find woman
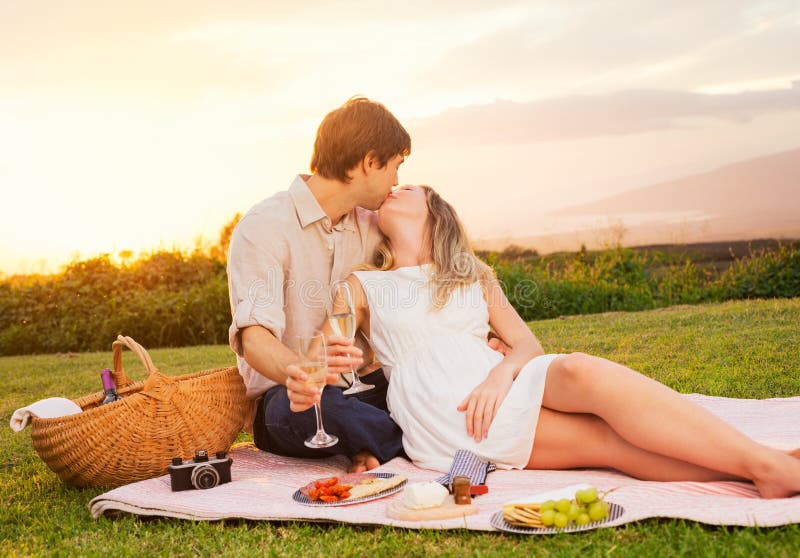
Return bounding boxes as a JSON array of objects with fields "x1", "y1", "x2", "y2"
[{"x1": 333, "y1": 184, "x2": 800, "y2": 498}]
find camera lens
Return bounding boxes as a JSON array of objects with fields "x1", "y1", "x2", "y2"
[{"x1": 191, "y1": 464, "x2": 220, "y2": 490}]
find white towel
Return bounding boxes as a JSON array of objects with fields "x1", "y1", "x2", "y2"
[{"x1": 10, "y1": 397, "x2": 83, "y2": 432}]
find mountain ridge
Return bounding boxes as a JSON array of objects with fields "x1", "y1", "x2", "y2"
[
  {"x1": 474, "y1": 147, "x2": 800, "y2": 253},
  {"x1": 551, "y1": 147, "x2": 800, "y2": 218}
]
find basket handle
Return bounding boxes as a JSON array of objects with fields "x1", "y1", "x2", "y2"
[{"x1": 112, "y1": 335, "x2": 159, "y2": 388}]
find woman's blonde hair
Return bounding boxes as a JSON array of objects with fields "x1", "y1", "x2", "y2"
[{"x1": 360, "y1": 185, "x2": 496, "y2": 309}]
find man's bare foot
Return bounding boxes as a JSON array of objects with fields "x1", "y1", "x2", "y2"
[{"x1": 348, "y1": 450, "x2": 380, "y2": 473}]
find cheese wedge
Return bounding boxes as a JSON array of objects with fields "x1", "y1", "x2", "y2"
[{"x1": 401, "y1": 482, "x2": 449, "y2": 510}]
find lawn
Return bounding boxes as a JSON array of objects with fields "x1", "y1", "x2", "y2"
[{"x1": 2, "y1": 298, "x2": 799, "y2": 557}]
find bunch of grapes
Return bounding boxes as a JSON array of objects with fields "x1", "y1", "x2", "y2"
[{"x1": 539, "y1": 487, "x2": 611, "y2": 528}]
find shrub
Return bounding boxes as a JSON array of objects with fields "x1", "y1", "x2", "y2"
[
  {"x1": 715, "y1": 243, "x2": 800, "y2": 300},
  {"x1": 0, "y1": 239, "x2": 798, "y2": 356}
]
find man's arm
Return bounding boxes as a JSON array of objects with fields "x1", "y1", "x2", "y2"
[
  {"x1": 241, "y1": 325, "x2": 322, "y2": 411},
  {"x1": 240, "y1": 325, "x2": 298, "y2": 386}
]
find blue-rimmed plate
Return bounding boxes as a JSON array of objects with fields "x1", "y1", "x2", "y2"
[
  {"x1": 292, "y1": 472, "x2": 407, "y2": 507},
  {"x1": 490, "y1": 502, "x2": 625, "y2": 534}
]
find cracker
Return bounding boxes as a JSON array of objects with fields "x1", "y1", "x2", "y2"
[{"x1": 346, "y1": 475, "x2": 407, "y2": 500}]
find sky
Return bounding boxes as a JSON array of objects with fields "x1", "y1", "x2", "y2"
[{"x1": 1, "y1": 0, "x2": 799, "y2": 274}]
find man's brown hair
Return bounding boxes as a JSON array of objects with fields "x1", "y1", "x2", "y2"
[{"x1": 310, "y1": 96, "x2": 411, "y2": 182}]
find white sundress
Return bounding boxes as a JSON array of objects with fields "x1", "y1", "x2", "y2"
[{"x1": 352, "y1": 264, "x2": 563, "y2": 473}]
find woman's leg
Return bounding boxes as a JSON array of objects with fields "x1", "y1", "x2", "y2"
[
  {"x1": 540, "y1": 353, "x2": 800, "y2": 498},
  {"x1": 527, "y1": 407, "x2": 742, "y2": 482}
]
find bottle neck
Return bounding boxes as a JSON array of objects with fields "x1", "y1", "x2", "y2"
[{"x1": 100, "y1": 369, "x2": 116, "y2": 392}]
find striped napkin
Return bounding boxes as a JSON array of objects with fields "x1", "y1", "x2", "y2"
[{"x1": 435, "y1": 449, "x2": 496, "y2": 493}]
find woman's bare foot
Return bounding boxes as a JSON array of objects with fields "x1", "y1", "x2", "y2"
[
  {"x1": 752, "y1": 451, "x2": 800, "y2": 499},
  {"x1": 348, "y1": 450, "x2": 380, "y2": 473}
]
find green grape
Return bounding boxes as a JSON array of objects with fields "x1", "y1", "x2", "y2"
[
  {"x1": 540, "y1": 509, "x2": 556, "y2": 526},
  {"x1": 576, "y1": 487, "x2": 598, "y2": 504},
  {"x1": 540, "y1": 500, "x2": 556, "y2": 512},
  {"x1": 588, "y1": 501, "x2": 608, "y2": 521},
  {"x1": 555, "y1": 499, "x2": 571, "y2": 514},
  {"x1": 553, "y1": 512, "x2": 569, "y2": 528},
  {"x1": 576, "y1": 513, "x2": 591, "y2": 526},
  {"x1": 567, "y1": 502, "x2": 581, "y2": 521}
]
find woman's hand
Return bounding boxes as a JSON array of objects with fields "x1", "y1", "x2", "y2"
[
  {"x1": 457, "y1": 365, "x2": 515, "y2": 442},
  {"x1": 325, "y1": 335, "x2": 364, "y2": 375}
]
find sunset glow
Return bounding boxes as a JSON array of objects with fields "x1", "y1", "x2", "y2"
[{"x1": 2, "y1": 1, "x2": 799, "y2": 274}]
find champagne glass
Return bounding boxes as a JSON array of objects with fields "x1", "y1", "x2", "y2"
[
  {"x1": 295, "y1": 333, "x2": 338, "y2": 449},
  {"x1": 329, "y1": 281, "x2": 374, "y2": 395}
]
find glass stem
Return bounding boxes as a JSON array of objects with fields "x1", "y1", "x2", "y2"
[
  {"x1": 349, "y1": 336, "x2": 360, "y2": 385},
  {"x1": 313, "y1": 402, "x2": 325, "y2": 435}
]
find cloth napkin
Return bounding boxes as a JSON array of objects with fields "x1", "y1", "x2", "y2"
[
  {"x1": 435, "y1": 449, "x2": 496, "y2": 491},
  {"x1": 10, "y1": 397, "x2": 82, "y2": 432}
]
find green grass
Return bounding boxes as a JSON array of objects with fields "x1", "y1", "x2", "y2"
[{"x1": 2, "y1": 298, "x2": 799, "y2": 557}]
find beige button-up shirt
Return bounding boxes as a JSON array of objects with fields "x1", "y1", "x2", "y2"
[{"x1": 227, "y1": 175, "x2": 383, "y2": 424}]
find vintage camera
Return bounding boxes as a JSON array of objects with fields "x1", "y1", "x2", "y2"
[{"x1": 169, "y1": 449, "x2": 232, "y2": 491}]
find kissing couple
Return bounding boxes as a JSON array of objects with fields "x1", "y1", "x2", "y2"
[{"x1": 227, "y1": 97, "x2": 800, "y2": 498}]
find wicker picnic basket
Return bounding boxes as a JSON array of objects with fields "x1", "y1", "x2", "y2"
[{"x1": 30, "y1": 335, "x2": 248, "y2": 488}]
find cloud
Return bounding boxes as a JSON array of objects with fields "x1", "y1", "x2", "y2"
[
  {"x1": 0, "y1": 1, "x2": 525, "y2": 108},
  {"x1": 409, "y1": 81, "x2": 800, "y2": 144},
  {"x1": 0, "y1": 0, "x2": 524, "y2": 65},
  {"x1": 415, "y1": 0, "x2": 800, "y2": 98},
  {"x1": 0, "y1": 3, "x2": 308, "y2": 102},
  {"x1": 4, "y1": 0, "x2": 797, "y2": 118}
]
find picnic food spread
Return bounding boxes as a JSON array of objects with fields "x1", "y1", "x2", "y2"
[
  {"x1": 300, "y1": 473, "x2": 407, "y2": 503},
  {"x1": 302, "y1": 476, "x2": 353, "y2": 502},
  {"x1": 502, "y1": 485, "x2": 612, "y2": 529},
  {"x1": 452, "y1": 475, "x2": 471, "y2": 504},
  {"x1": 386, "y1": 481, "x2": 479, "y2": 521}
]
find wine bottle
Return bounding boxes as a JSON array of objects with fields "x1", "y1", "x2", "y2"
[{"x1": 100, "y1": 368, "x2": 122, "y2": 404}]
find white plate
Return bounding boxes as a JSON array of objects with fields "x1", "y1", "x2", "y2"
[
  {"x1": 292, "y1": 473, "x2": 407, "y2": 507},
  {"x1": 504, "y1": 483, "x2": 594, "y2": 505},
  {"x1": 490, "y1": 502, "x2": 625, "y2": 534}
]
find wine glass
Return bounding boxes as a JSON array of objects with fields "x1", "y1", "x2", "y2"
[
  {"x1": 329, "y1": 281, "x2": 374, "y2": 395},
  {"x1": 294, "y1": 333, "x2": 338, "y2": 449}
]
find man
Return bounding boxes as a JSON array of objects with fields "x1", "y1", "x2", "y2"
[{"x1": 227, "y1": 97, "x2": 410, "y2": 472}]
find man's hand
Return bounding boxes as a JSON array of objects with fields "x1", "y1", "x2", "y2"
[
  {"x1": 487, "y1": 335, "x2": 510, "y2": 356},
  {"x1": 457, "y1": 366, "x2": 514, "y2": 442},
  {"x1": 326, "y1": 335, "x2": 364, "y2": 374},
  {"x1": 285, "y1": 364, "x2": 339, "y2": 413},
  {"x1": 284, "y1": 336, "x2": 364, "y2": 413}
]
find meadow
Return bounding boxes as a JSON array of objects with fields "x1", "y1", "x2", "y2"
[{"x1": 2, "y1": 298, "x2": 799, "y2": 557}]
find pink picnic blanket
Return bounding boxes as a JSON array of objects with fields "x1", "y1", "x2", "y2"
[{"x1": 89, "y1": 394, "x2": 800, "y2": 529}]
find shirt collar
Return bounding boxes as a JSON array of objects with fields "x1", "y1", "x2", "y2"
[
  {"x1": 334, "y1": 211, "x2": 357, "y2": 232},
  {"x1": 288, "y1": 175, "x2": 357, "y2": 232},
  {"x1": 289, "y1": 175, "x2": 327, "y2": 229}
]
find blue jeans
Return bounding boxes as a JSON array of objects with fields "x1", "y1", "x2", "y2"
[{"x1": 252, "y1": 368, "x2": 404, "y2": 463}]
